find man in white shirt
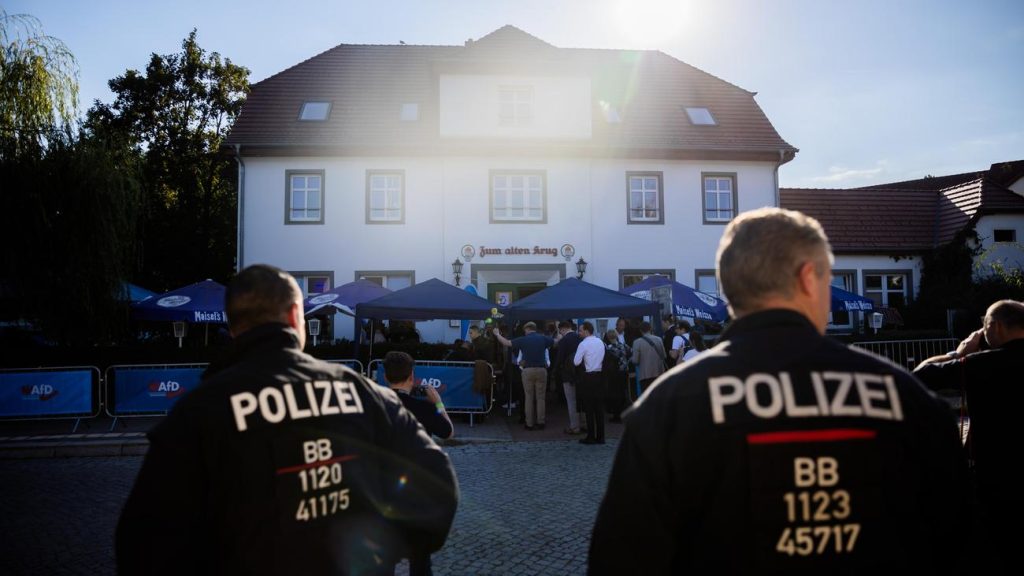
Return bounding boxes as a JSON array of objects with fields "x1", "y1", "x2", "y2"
[
  {"x1": 614, "y1": 318, "x2": 626, "y2": 345},
  {"x1": 573, "y1": 321, "x2": 606, "y2": 445},
  {"x1": 669, "y1": 320, "x2": 692, "y2": 362}
]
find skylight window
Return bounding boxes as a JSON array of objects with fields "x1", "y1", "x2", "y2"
[
  {"x1": 299, "y1": 101, "x2": 331, "y2": 121},
  {"x1": 400, "y1": 103, "x2": 419, "y2": 122},
  {"x1": 599, "y1": 100, "x2": 621, "y2": 124},
  {"x1": 685, "y1": 107, "x2": 716, "y2": 125}
]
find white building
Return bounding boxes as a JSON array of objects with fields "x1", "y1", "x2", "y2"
[
  {"x1": 224, "y1": 25, "x2": 800, "y2": 342},
  {"x1": 781, "y1": 161, "x2": 1024, "y2": 332}
]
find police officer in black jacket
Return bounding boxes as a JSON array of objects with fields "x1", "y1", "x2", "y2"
[
  {"x1": 589, "y1": 208, "x2": 969, "y2": 575},
  {"x1": 116, "y1": 264, "x2": 458, "y2": 575}
]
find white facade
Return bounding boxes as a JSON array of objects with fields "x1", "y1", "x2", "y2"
[
  {"x1": 973, "y1": 214, "x2": 1024, "y2": 278},
  {"x1": 439, "y1": 75, "x2": 592, "y2": 139},
  {"x1": 241, "y1": 155, "x2": 778, "y2": 342}
]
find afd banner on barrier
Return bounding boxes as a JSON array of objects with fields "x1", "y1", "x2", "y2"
[
  {"x1": 111, "y1": 366, "x2": 206, "y2": 414},
  {"x1": 0, "y1": 369, "x2": 94, "y2": 418},
  {"x1": 374, "y1": 364, "x2": 482, "y2": 411}
]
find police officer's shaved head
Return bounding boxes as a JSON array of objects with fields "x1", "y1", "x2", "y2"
[
  {"x1": 226, "y1": 264, "x2": 303, "y2": 336},
  {"x1": 717, "y1": 207, "x2": 833, "y2": 316}
]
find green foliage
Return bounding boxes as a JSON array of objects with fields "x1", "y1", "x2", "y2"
[
  {"x1": 904, "y1": 228, "x2": 980, "y2": 328},
  {"x1": 86, "y1": 30, "x2": 249, "y2": 290},
  {"x1": 0, "y1": 10, "x2": 78, "y2": 159},
  {"x1": 1, "y1": 130, "x2": 143, "y2": 344}
]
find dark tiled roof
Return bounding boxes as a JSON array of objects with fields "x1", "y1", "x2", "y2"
[
  {"x1": 856, "y1": 159, "x2": 1024, "y2": 191},
  {"x1": 779, "y1": 188, "x2": 938, "y2": 253},
  {"x1": 781, "y1": 171, "x2": 1024, "y2": 253},
  {"x1": 225, "y1": 26, "x2": 797, "y2": 160},
  {"x1": 936, "y1": 178, "x2": 1024, "y2": 244}
]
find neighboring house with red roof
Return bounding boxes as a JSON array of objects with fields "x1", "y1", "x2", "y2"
[
  {"x1": 781, "y1": 161, "x2": 1024, "y2": 331},
  {"x1": 224, "y1": 25, "x2": 797, "y2": 341}
]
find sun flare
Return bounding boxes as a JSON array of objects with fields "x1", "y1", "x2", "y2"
[{"x1": 613, "y1": 0, "x2": 689, "y2": 47}]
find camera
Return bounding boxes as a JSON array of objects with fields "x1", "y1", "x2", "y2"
[{"x1": 411, "y1": 383, "x2": 429, "y2": 398}]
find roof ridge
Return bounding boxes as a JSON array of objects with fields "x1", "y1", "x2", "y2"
[
  {"x1": 468, "y1": 24, "x2": 555, "y2": 49},
  {"x1": 251, "y1": 42, "x2": 458, "y2": 87},
  {"x1": 653, "y1": 50, "x2": 754, "y2": 95}
]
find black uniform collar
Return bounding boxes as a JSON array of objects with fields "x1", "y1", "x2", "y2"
[
  {"x1": 203, "y1": 323, "x2": 303, "y2": 379},
  {"x1": 720, "y1": 309, "x2": 819, "y2": 342}
]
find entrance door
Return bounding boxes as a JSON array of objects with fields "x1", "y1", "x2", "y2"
[{"x1": 488, "y1": 283, "x2": 548, "y2": 307}]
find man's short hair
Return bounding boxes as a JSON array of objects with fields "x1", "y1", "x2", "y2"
[
  {"x1": 717, "y1": 207, "x2": 833, "y2": 314},
  {"x1": 523, "y1": 321, "x2": 537, "y2": 331},
  {"x1": 580, "y1": 321, "x2": 594, "y2": 335},
  {"x1": 226, "y1": 264, "x2": 301, "y2": 334},
  {"x1": 640, "y1": 321, "x2": 652, "y2": 333},
  {"x1": 383, "y1": 351, "x2": 415, "y2": 384},
  {"x1": 677, "y1": 320, "x2": 692, "y2": 332},
  {"x1": 558, "y1": 320, "x2": 573, "y2": 330},
  {"x1": 989, "y1": 300, "x2": 1024, "y2": 330},
  {"x1": 468, "y1": 325, "x2": 481, "y2": 335}
]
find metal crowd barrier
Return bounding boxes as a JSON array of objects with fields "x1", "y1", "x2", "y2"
[
  {"x1": 324, "y1": 359, "x2": 365, "y2": 375},
  {"x1": 0, "y1": 366, "x2": 102, "y2": 432},
  {"x1": 367, "y1": 359, "x2": 495, "y2": 427},
  {"x1": 851, "y1": 338, "x2": 958, "y2": 371},
  {"x1": 105, "y1": 363, "x2": 209, "y2": 431}
]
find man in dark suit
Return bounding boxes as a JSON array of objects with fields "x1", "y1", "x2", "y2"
[{"x1": 553, "y1": 320, "x2": 584, "y2": 434}]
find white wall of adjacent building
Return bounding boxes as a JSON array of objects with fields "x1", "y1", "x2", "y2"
[
  {"x1": 973, "y1": 214, "x2": 1024, "y2": 279},
  {"x1": 241, "y1": 155, "x2": 779, "y2": 342}
]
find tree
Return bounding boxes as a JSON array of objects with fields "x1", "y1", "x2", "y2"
[
  {"x1": 2, "y1": 132, "x2": 143, "y2": 344},
  {"x1": 0, "y1": 9, "x2": 78, "y2": 158},
  {"x1": 1, "y1": 11, "x2": 143, "y2": 344},
  {"x1": 87, "y1": 30, "x2": 249, "y2": 290}
]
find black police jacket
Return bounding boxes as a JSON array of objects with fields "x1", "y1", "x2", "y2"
[
  {"x1": 589, "y1": 310, "x2": 968, "y2": 575},
  {"x1": 116, "y1": 323, "x2": 458, "y2": 576}
]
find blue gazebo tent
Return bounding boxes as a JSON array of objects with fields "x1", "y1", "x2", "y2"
[
  {"x1": 304, "y1": 279, "x2": 393, "y2": 317},
  {"x1": 831, "y1": 285, "x2": 875, "y2": 312},
  {"x1": 355, "y1": 278, "x2": 493, "y2": 321},
  {"x1": 621, "y1": 275, "x2": 728, "y2": 323},
  {"x1": 119, "y1": 282, "x2": 159, "y2": 303},
  {"x1": 131, "y1": 280, "x2": 227, "y2": 323},
  {"x1": 504, "y1": 277, "x2": 661, "y2": 325}
]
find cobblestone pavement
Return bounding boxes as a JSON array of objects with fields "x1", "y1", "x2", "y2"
[{"x1": 0, "y1": 439, "x2": 618, "y2": 575}]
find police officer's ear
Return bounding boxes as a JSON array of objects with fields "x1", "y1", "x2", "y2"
[{"x1": 287, "y1": 300, "x2": 307, "y2": 348}]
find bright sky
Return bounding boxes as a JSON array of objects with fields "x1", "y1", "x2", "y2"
[{"x1": 8, "y1": 0, "x2": 1024, "y2": 188}]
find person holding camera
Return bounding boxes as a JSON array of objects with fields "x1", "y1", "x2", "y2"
[
  {"x1": 383, "y1": 351, "x2": 454, "y2": 576},
  {"x1": 385, "y1": 351, "x2": 454, "y2": 442}
]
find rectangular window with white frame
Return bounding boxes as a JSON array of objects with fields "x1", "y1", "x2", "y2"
[
  {"x1": 627, "y1": 172, "x2": 664, "y2": 224},
  {"x1": 291, "y1": 271, "x2": 333, "y2": 297},
  {"x1": 285, "y1": 170, "x2": 325, "y2": 225},
  {"x1": 355, "y1": 270, "x2": 415, "y2": 291},
  {"x1": 695, "y1": 269, "x2": 720, "y2": 297},
  {"x1": 702, "y1": 173, "x2": 737, "y2": 224},
  {"x1": 490, "y1": 170, "x2": 546, "y2": 223},
  {"x1": 618, "y1": 269, "x2": 675, "y2": 290},
  {"x1": 863, "y1": 271, "x2": 911, "y2": 309},
  {"x1": 366, "y1": 170, "x2": 405, "y2": 224},
  {"x1": 498, "y1": 86, "x2": 532, "y2": 126}
]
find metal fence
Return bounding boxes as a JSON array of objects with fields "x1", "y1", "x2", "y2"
[{"x1": 851, "y1": 338, "x2": 958, "y2": 372}]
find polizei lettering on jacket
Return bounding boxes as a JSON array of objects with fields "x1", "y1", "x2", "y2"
[
  {"x1": 230, "y1": 380, "x2": 364, "y2": 432},
  {"x1": 708, "y1": 371, "x2": 903, "y2": 424}
]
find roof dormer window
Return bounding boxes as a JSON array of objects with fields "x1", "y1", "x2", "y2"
[
  {"x1": 685, "y1": 107, "x2": 716, "y2": 126},
  {"x1": 599, "y1": 100, "x2": 621, "y2": 124},
  {"x1": 299, "y1": 101, "x2": 332, "y2": 121},
  {"x1": 400, "y1": 103, "x2": 419, "y2": 122},
  {"x1": 498, "y1": 86, "x2": 532, "y2": 126}
]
